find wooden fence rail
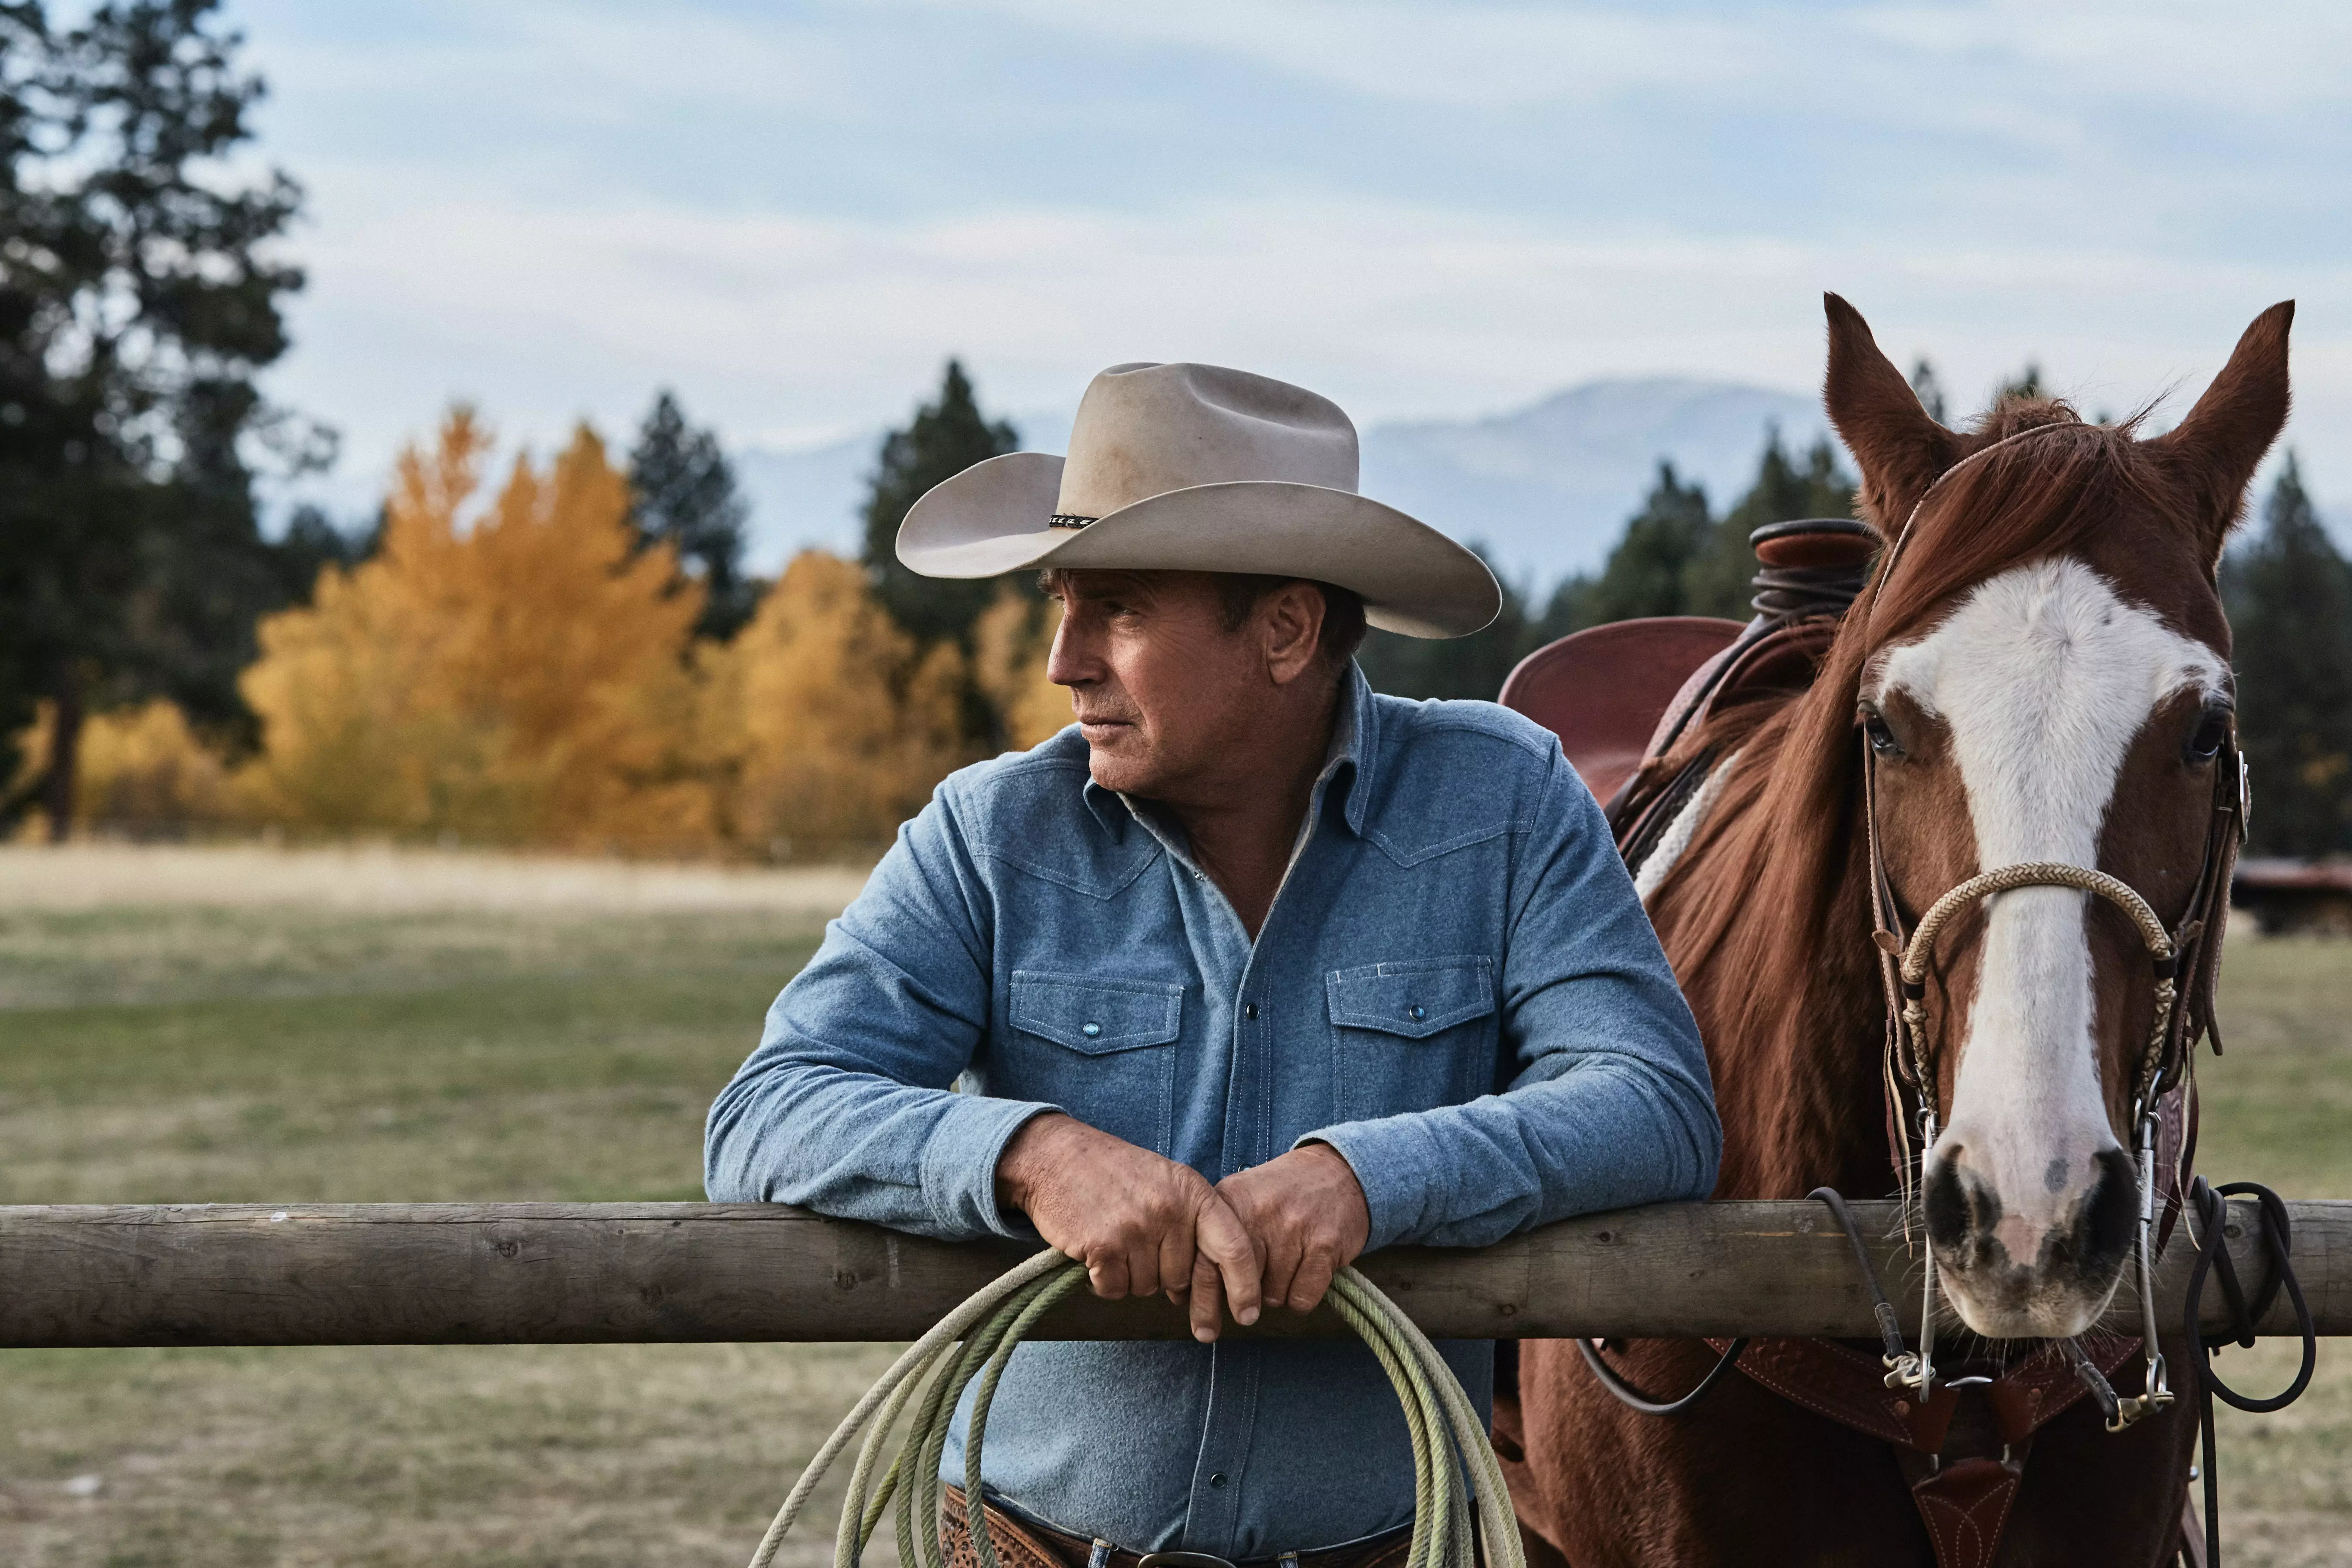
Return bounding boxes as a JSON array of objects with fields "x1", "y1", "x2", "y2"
[{"x1": 3, "y1": 1199, "x2": 2345, "y2": 1349}]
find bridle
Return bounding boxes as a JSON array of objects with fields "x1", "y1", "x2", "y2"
[
  {"x1": 1863, "y1": 737, "x2": 2244, "y2": 1419},
  {"x1": 1858, "y1": 424, "x2": 2248, "y2": 1423}
]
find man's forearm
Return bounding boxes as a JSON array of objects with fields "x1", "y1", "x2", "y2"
[
  {"x1": 1303, "y1": 1052, "x2": 1720, "y2": 1252},
  {"x1": 704, "y1": 1043, "x2": 1057, "y2": 1240}
]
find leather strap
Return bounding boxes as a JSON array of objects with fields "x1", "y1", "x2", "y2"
[
  {"x1": 1898, "y1": 1450, "x2": 2030, "y2": 1568},
  {"x1": 1705, "y1": 1333, "x2": 2141, "y2": 1455}
]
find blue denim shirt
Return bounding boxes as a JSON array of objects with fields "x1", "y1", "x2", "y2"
[{"x1": 706, "y1": 666, "x2": 1718, "y2": 1558}]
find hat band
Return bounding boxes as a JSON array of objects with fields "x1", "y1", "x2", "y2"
[{"x1": 1047, "y1": 513, "x2": 1097, "y2": 530}]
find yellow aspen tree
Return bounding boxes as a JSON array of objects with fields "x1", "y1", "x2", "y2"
[
  {"x1": 238, "y1": 409, "x2": 712, "y2": 851},
  {"x1": 971, "y1": 586, "x2": 1071, "y2": 751},
  {"x1": 707, "y1": 550, "x2": 967, "y2": 855},
  {"x1": 7, "y1": 698, "x2": 231, "y2": 835}
]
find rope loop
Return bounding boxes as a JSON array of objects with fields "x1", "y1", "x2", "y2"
[
  {"x1": 744, "y1": 1254, "x2": 1524, "y2": 1568},
  {"x1": 2181, "y1": 1177, "x2": 2320, "y2": 1568}
]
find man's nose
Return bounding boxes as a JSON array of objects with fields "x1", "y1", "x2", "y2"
[{"x1": 1044, "y1": 616, "x2": 1092, "y2": 686}]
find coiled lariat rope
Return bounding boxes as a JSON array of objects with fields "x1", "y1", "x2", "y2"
[{"x1": 746, "y1": 1250, "x2": 1523, "y2": 1568}]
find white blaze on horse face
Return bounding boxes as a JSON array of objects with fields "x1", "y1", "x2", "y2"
[{"x1": 1872, "y1": 558, "x2": 2224, "y2": 1293}]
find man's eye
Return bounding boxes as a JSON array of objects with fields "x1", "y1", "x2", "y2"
[
  {"x1": 1864, "y1": 711, "x2": 1903, "y2": 758},
  {"x1": 2185, "y1": 710, "x2": 2230, "y2": 763}
]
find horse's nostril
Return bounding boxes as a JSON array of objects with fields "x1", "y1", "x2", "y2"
[
  {"x1": 2080, "y1": 1146, "x2": 2137, "y2": 1267},
  {"x1": 1923, "y1": 1158, "x2": 1974, "y2": 1252}
]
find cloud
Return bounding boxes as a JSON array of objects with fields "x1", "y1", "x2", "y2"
[
  {"x1": 232, "y1": 0, "x2": 2352, "y2": 520},
  {"x1": 275, "y1": 173, "x2": 2352, "y2": 480}
]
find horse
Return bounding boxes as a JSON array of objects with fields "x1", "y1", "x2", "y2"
[{"x1": 1498, "y1": 294, "x2": 2293, "y2": 1567}]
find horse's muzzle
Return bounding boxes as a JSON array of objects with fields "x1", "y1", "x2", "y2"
[{"x1": 1924, "y1": 1144, "x2": 2138, "y2": 1338}]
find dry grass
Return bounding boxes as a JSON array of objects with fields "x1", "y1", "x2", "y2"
[
  {"x1": 0, "y1": 841, "x2": 872, "y2": 916},
  {"x1": 0, "y1": 847, "x2": 2343, "y2": 1565},
  {"x1": 2196, "y1": 931, "x2": 2352, "y2": 1566},
  {"x1": 0, "y1": 843, "x2": 889, "y2": 1566}
]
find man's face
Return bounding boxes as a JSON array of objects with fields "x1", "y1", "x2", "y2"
[{"x1": 1044, "y1": 570, "x2": 1280, "y2": 801}]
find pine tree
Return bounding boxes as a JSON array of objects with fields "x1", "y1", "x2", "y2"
[
  {"x1": 860, "y1": 360, "x2": 1019, "y2": 647},
  {"x1": 1355, "y1": 552, "x2": 1530, "y2": 701},
  {"x1": 1681, "y1": 429, "x2": 1858, "y2": 619},
  {"x1": 2222, "y1": 454, "x2": 2352, "y2": 858},
  {"x1": 0, "y1": 0, "x2": 324, "y2": 838},
  {"x1": 1572, "y1": 462, "x2": 1715, "y2": 628},
  {"x1": 629, "y1": 389, "x2": 755, "y2": 640}
]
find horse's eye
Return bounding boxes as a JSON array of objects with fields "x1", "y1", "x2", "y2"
[
  {"x1": 1864, "y1": 711, "x2": 1904, "y2": 759},
  {"x1": 2185, "y1": 709, "x2": 2230, "y2": 764}
]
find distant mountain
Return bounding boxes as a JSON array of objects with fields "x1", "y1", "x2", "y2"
[
  {"x1": 734, "y1": 376, "x2": 1847, "y2": 587},
  {"x1": 1360, "y1": 379, "x2": 1838, "y2": 586}
]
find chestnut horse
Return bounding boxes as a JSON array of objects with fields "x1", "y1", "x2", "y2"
[{"x1": 1501, "y1": 296, "x2": 2293, "y2": 1566}]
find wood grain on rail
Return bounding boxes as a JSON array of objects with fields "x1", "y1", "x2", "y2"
[{"x1": 2, "y1": 1199, "x2": 2342, "y2": 1347}]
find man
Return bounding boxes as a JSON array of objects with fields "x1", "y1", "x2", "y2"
[{"x1": 706, "y1": 362, "x2": 1719, "y2": 1568}]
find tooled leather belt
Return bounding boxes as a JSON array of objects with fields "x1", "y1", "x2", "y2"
[{"x1": 942, "y1": 1486, "x2": 1414, "y2": 1568}]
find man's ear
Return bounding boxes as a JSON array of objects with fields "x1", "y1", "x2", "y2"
[
  {"x1": 2146, "y1": 302, "x2": 2294, "y2": 571},
  {"x1": 1822, "y1": 293, "x2": 1961, "y2": 535},
  {"x1": 1260, "y1": 580, "x2": 1328, "y2": 686}
]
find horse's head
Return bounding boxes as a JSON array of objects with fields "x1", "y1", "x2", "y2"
[{"x1": 1823, "y1": 297, "x2": 2290, "y2": 1339}]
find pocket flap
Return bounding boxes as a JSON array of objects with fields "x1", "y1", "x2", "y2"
[
  {"x1": 1326, "y1": 956, "x2": 1496, "y2": 1039},
  {"x1": 1010, "y1": 971, "x2": 1185, "y2": 1054}
]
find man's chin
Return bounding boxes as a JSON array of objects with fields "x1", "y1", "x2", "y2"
[{"x1": 1081, "y1": 731, "x2": 1157, "y2": 795}]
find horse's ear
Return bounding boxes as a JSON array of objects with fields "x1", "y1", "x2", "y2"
[
  {"x1": 2147, "y1": 301, "x2": 2294, "y2": 567},
  {"x1": 1821, "y1": 294, "x2": 1961, "y2": 537}
]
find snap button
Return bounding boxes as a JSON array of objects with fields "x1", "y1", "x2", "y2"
[
  {"x1": 1208, "y1": 1472, "x2": 1229, "y2": 1489},
  {"x1": 1081, "y1": 1022, "x2": 1102, "y2": 1038},
  {"x1": 1407, "y1": 1004, "x2": 1426, "y2": 1021},
  {"x1": 1243, "y1": 1004, "x2": 1258, "y2": 1020}
]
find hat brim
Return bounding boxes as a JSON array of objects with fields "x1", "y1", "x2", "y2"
[{"x1": 896, "y1": 451, "x2": 1500, "y2": 639}]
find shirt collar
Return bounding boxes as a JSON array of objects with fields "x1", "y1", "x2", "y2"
[{"x1": 1076, "y1": 660, "x2": 1379, "y2": 842}]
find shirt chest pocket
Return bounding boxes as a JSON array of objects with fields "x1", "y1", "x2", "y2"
[
  {"x1": 1326, "y1": 956, "x2": 1498, "y2": 1124},
  {"x1": 1004, "y1": 970, "x2": 1184, "y2": 1155}
]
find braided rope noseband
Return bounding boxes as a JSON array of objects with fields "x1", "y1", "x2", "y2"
[{"x1": 1895, "y1": 860, "x2": 2178, "y2": 1113}]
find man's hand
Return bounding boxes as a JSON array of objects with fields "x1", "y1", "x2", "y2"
[
  {"x1": 996, "y1": 1113, "x2": 1263, "y2": 1341},
  {"x1": 1197, "y1": 1142, "x2": 1371, "y2": 1324}
]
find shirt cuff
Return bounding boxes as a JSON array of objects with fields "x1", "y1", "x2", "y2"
[
  {"x1": 1296, "y1": 1117, "x2": 1452, "y2": 1255},
  {"x1": 921, "y1": 1093, "x2": 1064, "y2": 1240}
]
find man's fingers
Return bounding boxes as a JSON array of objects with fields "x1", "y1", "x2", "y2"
[
  {"x1": 1287, "y1": 1249, "x2": 1339, "y2": 1315},
  {"x1": 1157, "y1": 1223, "x2": 1196, "y2": 1307},
  {"x1": 1195, "y1": 1196, "x2": 1263, "y2": 1328},
  {"x1": 1088, "y1": 1251, "x2": 1132, "y2": 1301},
  {"x1": 1126, "y1": 1238, "x2": 1163, "y2": 1302},
  {"x1": 1259, "y1": 1234, "x2": 1302, "y2": 1314},
  {"x1": 1188, "y1": 1249, "x2": 1225, "y2": 1343}
]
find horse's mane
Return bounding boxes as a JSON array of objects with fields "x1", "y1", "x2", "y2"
[{"x1": 1645, "y1": 396, "x2": 2176, "y2": 1179}]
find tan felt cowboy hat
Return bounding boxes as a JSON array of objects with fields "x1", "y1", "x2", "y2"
[{"x1": 895, "y1": 362, "x2": 1502, "y2": 638}]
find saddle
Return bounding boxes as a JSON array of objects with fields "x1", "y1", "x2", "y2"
[
  {"x1": 1500, "y1": 519, "x2": 1877, "y2": 825},
  {"x1": 1497, "y1": 520, "x2": 2194, "y2": 1568}
]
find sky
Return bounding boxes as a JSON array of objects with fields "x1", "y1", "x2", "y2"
[{"x1": 225, "y1": 0, "x2": 2352, "y2": 531}]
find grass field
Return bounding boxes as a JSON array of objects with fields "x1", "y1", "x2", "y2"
[{"x1": 0, "y1": 842, "x2": 2344, "y2": 1565}]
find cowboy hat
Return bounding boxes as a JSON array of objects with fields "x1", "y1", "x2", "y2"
[{"x1": 895, "y1": 362, "x2": 1501, "y2": 638}]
